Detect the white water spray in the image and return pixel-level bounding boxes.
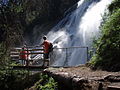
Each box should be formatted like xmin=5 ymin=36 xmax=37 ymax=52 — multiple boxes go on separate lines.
xmin=35 ymin=0 xmax=112 ymax=66
xmin=47 ymin=0 xmax=112 ymax=66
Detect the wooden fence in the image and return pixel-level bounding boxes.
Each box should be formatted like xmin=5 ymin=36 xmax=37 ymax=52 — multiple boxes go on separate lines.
xmin=10 ymin=46 xmax=89 ymax=68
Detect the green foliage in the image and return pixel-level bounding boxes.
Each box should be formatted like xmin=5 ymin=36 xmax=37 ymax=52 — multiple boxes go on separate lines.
xmin=108 ymin=0 xmax=120 ymax=13
xmin=0 ymin=42 xmax=10 ymax=68
xmin=0 ymin=0 xmax=27 ymax=70
xmin=0 ymin=0 xmax=24 ymax=46
xmin=26 ymin=11 xmax=40 ymax=23
xmin=0 ymin=1 xmax=58 ymax=89
xmin=90 ymin=0 xmax=120 ymax=71
xmin=35 ymin=74 xmax=58 ymax=90
xmin=0 ymin=69 xmax=28 ymax=90
xmin=0 ymin=69 xmax=58 ymax=90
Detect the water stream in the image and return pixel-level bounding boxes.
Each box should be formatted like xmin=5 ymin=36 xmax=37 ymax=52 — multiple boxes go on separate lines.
xmin=34 ymin=0 xmax=112 ymax=66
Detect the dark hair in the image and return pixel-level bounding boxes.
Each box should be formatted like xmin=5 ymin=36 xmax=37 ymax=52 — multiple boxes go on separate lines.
xmin=22 ymin=47 xmax=25 ymax=50
xmin=43 ymin=36 xmax=47 ymax=40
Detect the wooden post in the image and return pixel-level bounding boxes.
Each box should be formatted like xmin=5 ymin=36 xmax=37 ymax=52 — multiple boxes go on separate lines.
xmin=86 ymin=47 xmax=89 ymax=61
xmin=63 ymin=48 xmax=68 ymax=67
xmin=26 ymin=47 xmax=29 ymax=66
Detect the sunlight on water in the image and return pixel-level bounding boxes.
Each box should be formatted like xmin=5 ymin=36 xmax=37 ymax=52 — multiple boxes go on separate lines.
xmin=77 ymin=0 xmax=84 ymax=7
xmin=34 ymin=0 xmax=112 ymax=66
xmin=47 ymin=0 xmax=112 ymax=66
xmin=48 ymin=29 xmax=69 ymax=48
xmin=78 ymin=0 xmax=111 ymax=45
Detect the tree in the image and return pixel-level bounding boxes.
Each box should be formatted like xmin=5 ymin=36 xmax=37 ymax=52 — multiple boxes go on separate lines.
xmin=90 ymin=0 xmax=120 ymax=71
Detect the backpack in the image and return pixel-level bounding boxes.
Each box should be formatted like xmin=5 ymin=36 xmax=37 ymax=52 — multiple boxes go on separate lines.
xmin=49 ymin=43 xmax=53 ymax=52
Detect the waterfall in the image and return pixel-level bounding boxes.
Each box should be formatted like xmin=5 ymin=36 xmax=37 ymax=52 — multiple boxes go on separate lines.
xmin=35 ymin=0 xmax=112 ymax=66
xmin=47 ymin=0 xmax=112 ymax=66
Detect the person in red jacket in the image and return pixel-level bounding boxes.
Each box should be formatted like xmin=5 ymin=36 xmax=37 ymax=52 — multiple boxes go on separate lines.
xmin=19 ymin=47 xmax=28 ymax=66
xmin=41 ymin=36 xmax=50 ymax=66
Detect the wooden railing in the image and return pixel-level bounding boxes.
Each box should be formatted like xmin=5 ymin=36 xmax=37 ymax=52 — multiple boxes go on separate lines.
xmin=10 ymin=46 xmax=89 ymax=67
xmin=10 ymin=46 xmax=44 ymax=66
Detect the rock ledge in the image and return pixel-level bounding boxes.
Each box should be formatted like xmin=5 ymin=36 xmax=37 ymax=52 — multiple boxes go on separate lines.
xmin=43 ymin=66 xmax=120 ymax=90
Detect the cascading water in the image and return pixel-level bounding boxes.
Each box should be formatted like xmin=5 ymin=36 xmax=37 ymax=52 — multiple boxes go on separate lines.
xmin=34 ymin=0 xmax=112 ymax=66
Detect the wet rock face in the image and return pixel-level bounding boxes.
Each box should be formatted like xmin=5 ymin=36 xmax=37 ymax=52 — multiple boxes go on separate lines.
xmin=56 ymin=0 xmax=79 ymax=18
xmin=43 ymin=0 xmax=79 ymax=20
xmin=25 ymin=0 xmax=79 ymax=45
xmin=26 ymin=0 xmax=79 ymax=21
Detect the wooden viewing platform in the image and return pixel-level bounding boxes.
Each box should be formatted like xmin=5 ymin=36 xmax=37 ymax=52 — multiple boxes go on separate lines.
xmin=10 ymin=46 xmax=89 ymax=70
xmin=10 ymin=46 xmax=46 ymax=69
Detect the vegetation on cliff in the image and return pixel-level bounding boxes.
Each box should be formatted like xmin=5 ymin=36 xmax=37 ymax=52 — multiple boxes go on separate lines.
xmin=90 ymin=0 xmax=120 ymax=71
xmin=0 ymin=0 xmax=25 ymax=68
xmin=0 ymin=0 xmax=79 ymax=65
xmin=0 ymin=0 xmax=77 ymax=89
xmin=0 ymin=70 xmax=58 ymax=90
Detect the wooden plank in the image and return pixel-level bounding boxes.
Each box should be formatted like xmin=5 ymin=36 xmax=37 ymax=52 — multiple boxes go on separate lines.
xmin=10 ymin=52 xmax=20 ymax=55
xmin=54 ymin=46 xmax=88 ymax=49
xmin=10 ymin=55 xmax=19 ymax=57
xmin=10 ymin=52 xmax=44 ymax=55
xmin=13 ymin=65 xmax=48 ymax=70
xmin=11 ymin=46 xmax=88 ymax=50
xmin=28 ymin=52 xmax=44 ymax=54
xmin=22 ymin=46 xmax=41 ymax=48
xmin=10 ymin=52 xmax=19 ymax=53
xmin=11 ymin=59 xmax=19 ymax=61
xmin=11 ymin=48 xmax=43 ymax=51
xmin=107 ymin=85 xmax=120 ymax=90
xmin=10 ymin=48 xmax=21 ymax=51
xmin=24 ymin=49 xmax=44 ymax=51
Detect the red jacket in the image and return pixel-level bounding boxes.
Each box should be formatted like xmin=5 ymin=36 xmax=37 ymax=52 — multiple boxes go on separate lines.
xmin=19 ymin=50 xmax=28 ymax=60
xmin=42 ymin=40 xmax=50 ymax=53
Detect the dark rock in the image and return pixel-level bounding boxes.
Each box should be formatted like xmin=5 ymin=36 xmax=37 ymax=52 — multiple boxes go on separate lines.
xmin=107 ymin=85 xmax=120 ymax=90
xmin=104 ymin=75 xmax=120 ymax=82
xmin=98 ymin=82 xmax=103 ymax=90
xmin=43 ymin=68 xmax=120 ymax=90
xmin=24 ymin=0 xmax=79 ymax=45
xmin=72 ymin=77 xmax=90 ymax=90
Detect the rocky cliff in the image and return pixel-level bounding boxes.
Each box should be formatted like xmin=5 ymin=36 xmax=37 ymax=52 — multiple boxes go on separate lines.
xmin=24 ymin=0 xmax=79 ymax=45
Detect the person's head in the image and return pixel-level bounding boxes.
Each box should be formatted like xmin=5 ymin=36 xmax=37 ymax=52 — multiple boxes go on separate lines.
xmin=43 ymin=36 xmax=47 ymax=40
xmin=22 ymin=47 xmax=25 ymax=50
xmin=22 ymin=45 xmax=26 ymax=50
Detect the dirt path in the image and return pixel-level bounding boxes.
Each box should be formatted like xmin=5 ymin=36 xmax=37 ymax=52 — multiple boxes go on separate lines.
xmin=44 ymin=65 xmax=120 ymax=90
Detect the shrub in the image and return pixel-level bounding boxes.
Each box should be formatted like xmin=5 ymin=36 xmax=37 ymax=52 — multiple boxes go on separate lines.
xmin=90 ymin=1 xmax=120 ymax=71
